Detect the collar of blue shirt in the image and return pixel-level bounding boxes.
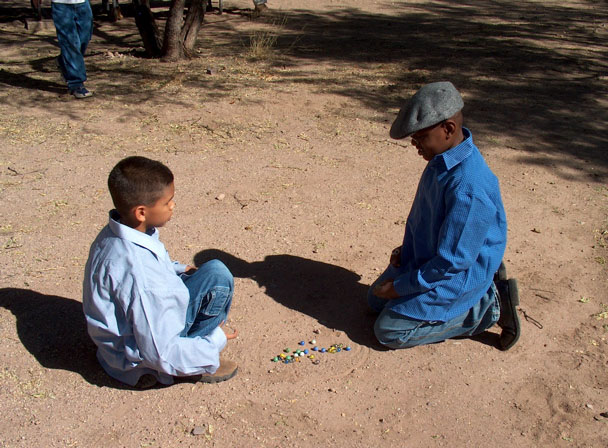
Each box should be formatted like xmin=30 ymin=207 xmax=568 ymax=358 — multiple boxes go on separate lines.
xmin=108 ymin=210 xmax=167 ymax=260
xmin=434 ymin=127 xmax=474 ymax=171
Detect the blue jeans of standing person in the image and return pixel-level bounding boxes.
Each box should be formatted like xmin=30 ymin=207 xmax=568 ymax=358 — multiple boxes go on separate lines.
xmin=367 ymin=265 xmax=500 ymax=349
xmin=180 ymin=259 xmax=234 ymax=339
xmin=51 ymin=1 xmax=93 ymax=90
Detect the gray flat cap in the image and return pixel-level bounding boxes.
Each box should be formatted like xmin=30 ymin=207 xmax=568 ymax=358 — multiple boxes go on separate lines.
xmin=390 ymin=81 xmax=464 ymax=139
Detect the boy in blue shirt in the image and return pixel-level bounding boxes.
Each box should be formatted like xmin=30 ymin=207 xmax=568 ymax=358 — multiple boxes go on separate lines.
xmin=368 ymin=81 xmax=521 ymax=351
xmin=83 ymin=156 xmax=238 ymax=388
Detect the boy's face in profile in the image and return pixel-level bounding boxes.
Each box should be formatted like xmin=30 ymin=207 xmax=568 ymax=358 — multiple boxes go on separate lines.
xmin=143 ymin=182 xmax=175 ymax=229
xmin=410 ymin=121 xmax=448 ymax=162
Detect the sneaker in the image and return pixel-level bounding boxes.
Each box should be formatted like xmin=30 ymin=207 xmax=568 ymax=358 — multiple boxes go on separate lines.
xmin=70 ymin=86 xmax=93 ymax=99
xmin=199 ymin=358 xmax=238 ymax=383
xmin=496 ymin=278 xmax=521 ymax=350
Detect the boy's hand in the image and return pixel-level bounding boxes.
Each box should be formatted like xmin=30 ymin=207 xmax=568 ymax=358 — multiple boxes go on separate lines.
xmin=220 ymin=321 xmax=238 ymax=340
xmin=390 ymin=246 xmax=401 ymax=267
xmin=185 ymin=265 xmax=197 ymax=274
xmin=373 ymin=280 xmax=399 ymax=300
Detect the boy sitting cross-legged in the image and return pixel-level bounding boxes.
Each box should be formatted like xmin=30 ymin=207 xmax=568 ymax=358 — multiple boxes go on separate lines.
xmin=83 ymin=156 xmax=237 ymax=388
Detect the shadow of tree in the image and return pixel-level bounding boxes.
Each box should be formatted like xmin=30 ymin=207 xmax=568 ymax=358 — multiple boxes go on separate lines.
xmin=0 ymin=288 xmax=124 ymax=388
xmin=1 ymin=0 xmax=606 ymax=179
xmin=0 ymin=63 xmax=66 ymax=94
xmin=193 ymin=249 xmax=384 ymax=349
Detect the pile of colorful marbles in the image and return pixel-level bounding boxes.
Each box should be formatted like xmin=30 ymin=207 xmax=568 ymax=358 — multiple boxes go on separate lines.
xmin=271 ymin=339 xmax=351 ymax=365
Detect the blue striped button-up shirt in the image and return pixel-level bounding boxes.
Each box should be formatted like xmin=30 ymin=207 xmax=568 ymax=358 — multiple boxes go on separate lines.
xmin=391 ymin=128 xmax=507 ymax=322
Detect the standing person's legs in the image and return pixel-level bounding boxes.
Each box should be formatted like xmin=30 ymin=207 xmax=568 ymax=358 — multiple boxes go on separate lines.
xmin=75 ymin=1 xmax=93 ymax=59
xmin=181 ymin=259 xmax=234 ymax=338
xmin=252 ymin=0 xmax=268 ymax=14
xmin=372 ymin=283 xmax=500 ymax=349
xmin=52 ymin=1 xmax=92 ymax=91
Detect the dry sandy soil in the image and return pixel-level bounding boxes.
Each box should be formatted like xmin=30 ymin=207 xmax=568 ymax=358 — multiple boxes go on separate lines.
xmin=1 ymin=0 xmax=607 ymax=446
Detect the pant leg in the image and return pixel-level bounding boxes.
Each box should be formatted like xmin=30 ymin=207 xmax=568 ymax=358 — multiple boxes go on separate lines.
xmin=374 ymin=283 xmax=500 ymax=349
xmin=51 ymin=1 xmax=92 ymax=89
xmin=180 ymin=259 xmax=234 ymax=339
xmin=75 ymin=1 xmax=93 ymax=57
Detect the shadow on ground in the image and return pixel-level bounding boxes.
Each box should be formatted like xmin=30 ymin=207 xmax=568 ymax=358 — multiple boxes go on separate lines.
xmin=193 ymin=249 xmax=502 ymax=350
xmin=1 ymin=0 xmax=606 ymax=178
xmin=0 ymin=288 xmax=122 ymax=388
xmin=195 ymin=249 xmax=387 ymax=350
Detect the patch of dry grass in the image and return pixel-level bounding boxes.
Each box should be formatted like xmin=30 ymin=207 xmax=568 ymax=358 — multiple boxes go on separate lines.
xmin=247 ymin=15 xmax=289 ymax=60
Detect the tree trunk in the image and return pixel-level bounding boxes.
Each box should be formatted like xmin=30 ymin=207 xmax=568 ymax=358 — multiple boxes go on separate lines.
xmin=162 ymin=0 xmax=205 ymax=61
xmin=132 ymin=0 xmax=163 ymax=57
xmin=181 ymin=0 xmax=206 ymax=54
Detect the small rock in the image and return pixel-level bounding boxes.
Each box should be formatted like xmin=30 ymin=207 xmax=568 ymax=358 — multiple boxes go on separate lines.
xmin=215 ymin=193 xmax=225 ymax=201
xmin=192 ymin=426 xmax=206 ymax=435
xmin=206 ymin=67 xmax=216 ymax=75
xmin=586 ymin=403 xmax=594 ymax=409
xmin=600 ymin=411 xmax=608 ymax=418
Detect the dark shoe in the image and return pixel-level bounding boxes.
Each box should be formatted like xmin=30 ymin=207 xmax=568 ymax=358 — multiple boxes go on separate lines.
xmin=70 ymin=86 xmax=93 ymax=99
xmin=135 ymin=373 xmax=158 ymax=389
xmin=496 ymin=278 xmax=521 ymax=350
xmin=493 ymin=261 xmax=507 ymax=282
xmin=199 ymin=358 xmax=238 ymax=383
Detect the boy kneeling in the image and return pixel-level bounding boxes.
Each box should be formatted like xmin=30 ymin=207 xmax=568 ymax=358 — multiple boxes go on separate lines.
xmin=83 ymin=156 xmax=237 ymax=388
xmin=368 ymin=82 xmax=520 ymax=351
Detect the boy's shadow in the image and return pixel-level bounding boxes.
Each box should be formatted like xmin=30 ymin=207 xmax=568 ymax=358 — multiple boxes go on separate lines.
xmin=0 ymin=288 xmax=120 ymax=387
xmin=194 ymin=249 xmax=382 ymax=349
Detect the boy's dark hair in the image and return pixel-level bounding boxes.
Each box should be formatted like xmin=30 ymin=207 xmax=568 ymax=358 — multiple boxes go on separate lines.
xmin=108 ymin=156 xmax=174 ymax=214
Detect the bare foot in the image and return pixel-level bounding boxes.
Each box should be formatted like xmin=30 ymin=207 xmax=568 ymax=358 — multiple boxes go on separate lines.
xmin=220 ymin=321 xmax=238 ymax=340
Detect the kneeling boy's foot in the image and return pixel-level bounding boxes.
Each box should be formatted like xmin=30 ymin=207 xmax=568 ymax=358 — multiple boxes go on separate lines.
xmin=497 ymin=278 xmax=521 ymax=351
xmin=493 ymin=261 xmax=507 ymax=282
xmin=199 ymin=358 xmax=238 ymax=383
xmin=135 ymin=373 xmax=158 ymax=389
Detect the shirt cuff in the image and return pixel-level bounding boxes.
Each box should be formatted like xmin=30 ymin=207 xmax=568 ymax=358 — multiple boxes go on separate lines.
xmin=206 ymin=326 xmax=227 ymax=352
xmin=173 ymin=262 xmax=188 ymax=274
xmin=392 ymin=274 xmax=409 ymax=297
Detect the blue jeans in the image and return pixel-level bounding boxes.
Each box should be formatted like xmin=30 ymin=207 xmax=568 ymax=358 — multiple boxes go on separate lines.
xmin=367 ymin=265 xmax=500 ymax=349
xmin=180 ymin=259 xmax=234 ymax=339
xmin=51 ymin=1 xmax=92 ymax=90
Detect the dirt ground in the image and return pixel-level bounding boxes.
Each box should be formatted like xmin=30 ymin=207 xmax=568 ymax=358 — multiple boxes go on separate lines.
xmin=1 ymin=0 xmax=607 ymax=446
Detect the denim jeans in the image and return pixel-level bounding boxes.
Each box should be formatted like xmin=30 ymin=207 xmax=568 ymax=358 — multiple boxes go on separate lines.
xmin=180 ymin=259 xmax=234 ymax=339
xmin=367 ymin=265 xmax=500 ymax=349
xmin=51 ymin=1 xmax=92 ymax=90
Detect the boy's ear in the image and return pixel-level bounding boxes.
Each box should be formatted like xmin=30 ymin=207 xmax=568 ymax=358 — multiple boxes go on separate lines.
xmin=443 ymin=119 xmax=457 ymax=138
xmin=133 ymin=205 xmax=147 ymax=224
